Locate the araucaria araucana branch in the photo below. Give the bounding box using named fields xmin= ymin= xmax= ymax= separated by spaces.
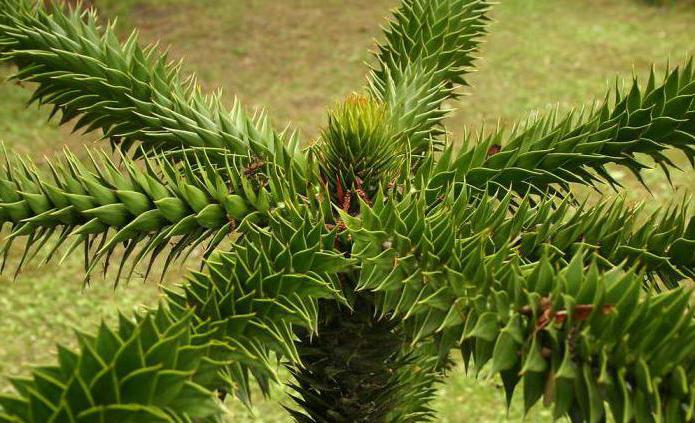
xmin=0 ymin=0 xmax=694 ymax=422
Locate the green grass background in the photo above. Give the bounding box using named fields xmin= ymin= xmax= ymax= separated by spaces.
xmin=1 ymin=0 xmax=694 ymax=421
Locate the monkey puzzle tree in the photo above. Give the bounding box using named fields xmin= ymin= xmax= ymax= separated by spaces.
xmin=0 ymin=0 xmax=694 ymax=421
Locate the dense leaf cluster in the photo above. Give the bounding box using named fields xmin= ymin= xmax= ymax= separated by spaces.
xmin=0 ymin=0 xmax=694 ymax=422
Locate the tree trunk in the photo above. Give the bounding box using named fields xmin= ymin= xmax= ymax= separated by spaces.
xmin=290 ymin=278 xmax=450 ymax=423
xmin=289 ymin=298 xmax=402 ymax=422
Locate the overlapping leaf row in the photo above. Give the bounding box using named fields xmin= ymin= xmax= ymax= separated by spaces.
xmin=0 ymin=0 xmax=306 ymax=176
xmin=432 ymin=62 xmax=695 ymax=194
xmin=166 ymin=206 xmax=352 ymax=404
xmin=472 ymin=256 xmax=695 ymax=423
xmin=344 ymin=187 xmax=695 ymax=415
xmin=514 ymin=197 xmax=695 ymax=289
xmin=346 ymin=186 xmax=694 ymax=300
xmin=368 ymin=0 xmax=492 ymax=156
xmin=346 ymin=193 xmax=695 ymax=421
xmin=0 ymin=207 xmax=350 ymax=422
xmin=0 ymin=307 xmax=231 ymax=423
xmin=342 ymin=189 xmax=520 ymax=342
xmin=0 ymin=148 xmax=284 ymax=279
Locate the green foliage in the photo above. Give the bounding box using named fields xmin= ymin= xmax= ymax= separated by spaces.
xmin=165 ymin=206 xmax=351 ymax=404
xmin=432 ymin=63 xmax=695 ymax=196
xmin=0 ymin=0 xmax=694 ymax=422
xmin=368 ymin=0 xmax=491 ymax=157
xmin=512 ymin=197 xmax=695 ymax=288
xmin=0 ymin=204 xmax=351 ymax=421
xmin=344 ymin=189 xmax=694 ymax=323
xmin=0 ymin=306 xmax=230 ymax=422
xmin=0 ymin=147 xmax=289 ymax=281
xmin=314 ymin=95 xmax=404 ymax=200
xmin=346 ymin=192 xmax=695 ymax=421
xmin=0 ymin=0 xmax=306 ymax=174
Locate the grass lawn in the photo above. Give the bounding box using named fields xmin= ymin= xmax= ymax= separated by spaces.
xmin=1 ymin=0 xmax=694 ymax=421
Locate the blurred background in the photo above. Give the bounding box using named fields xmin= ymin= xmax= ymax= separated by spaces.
xmin=0 ymin=0 xmax=694 ymax=421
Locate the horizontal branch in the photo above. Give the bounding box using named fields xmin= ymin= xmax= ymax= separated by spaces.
xmin=431 ymin=60 xmax=695 ymax=194
xmin=514 ymin=197 xmax=695 ymax=290
xmin=0 ymin=146 xmax=287 ymax=282
xmin=0 ymin=0 xmax=306 ymax=173
xmin=345 ymin=188 xmax=694 ymax=292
